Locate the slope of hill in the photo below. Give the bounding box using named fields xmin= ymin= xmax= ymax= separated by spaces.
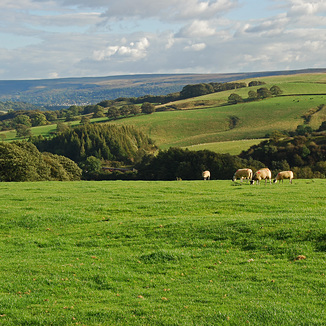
xmin=2 ymin=71 xmax=326 ymax=154
xmin=1 ymin=68 xmax=326 ymax=106
xmin=109 ymin=72 xmax=326 ymax=149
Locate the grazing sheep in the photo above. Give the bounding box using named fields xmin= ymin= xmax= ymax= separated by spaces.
xmin=202 ymin=170 xmax=211 ymax=180
xmin=250 ymin=168 xmax=272 ymax=185
xmin=274 ymin=171 xmax=294 ymax=184
xmin=232 ymin=168 xmax=253 ymax=182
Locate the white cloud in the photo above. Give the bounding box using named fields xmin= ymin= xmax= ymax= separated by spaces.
xmin=243 ymin=14 xmax=289 ymax=36
xmin=93 ymin=37 xmax=150 ymax=61
xmin=184 ymin=43 xmax=207 ymax=51
xmin=287 ymin=0 xmax=326 ymax=16
xmin=48 ymin=0 xmax=239 ymax=21
xmin=178 ymin=20 xmax=216 ymax=38
xmin=48 ymin=72 xmax=59 ymax=78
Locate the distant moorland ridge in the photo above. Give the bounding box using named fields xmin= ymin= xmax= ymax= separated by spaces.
xmin=1 ymin=68 xmax=326 ymax=106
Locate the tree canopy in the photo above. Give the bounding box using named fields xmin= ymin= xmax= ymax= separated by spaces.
xmin=0 ymin=142 xmax=81 ymax=182
xmin=33 ymin=124 xmax=156 ymax=164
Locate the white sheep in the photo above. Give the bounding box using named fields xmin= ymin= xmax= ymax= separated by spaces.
xmin=232 ymin=168 xmax=253 ymax=182
xmin=202 ymin=170 xmax=211 ymax=180
xmin=274 ymin=171 xmax=294 ymax=184
xmin=251 ymin=168 xmax=272 ymax=185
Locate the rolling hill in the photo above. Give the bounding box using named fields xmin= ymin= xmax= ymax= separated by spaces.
xmin=108 ymin=72 xmax=326 ymax=149
xmin=1 ymin=68 xmax=326 ymax=107
xmin=1 ymin=70 xmax=326 ymax=155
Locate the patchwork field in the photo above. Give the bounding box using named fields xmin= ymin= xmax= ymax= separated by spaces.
xmin=0 ymin=180 xmax=325 ymax=325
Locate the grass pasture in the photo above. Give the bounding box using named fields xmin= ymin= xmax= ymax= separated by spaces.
xmin=109 ymin=73 xmax=326 ymax=148
xmin=111 ymin=94 xmax=326 ymax=148
xmin=183 ymin=138 xmax=265 ymax=155
xmin=0 ymin=180 xmax=325 ymax=325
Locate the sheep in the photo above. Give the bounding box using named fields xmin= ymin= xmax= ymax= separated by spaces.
xmin=232 ymin=168 xmax=253 ymax=183
xmin=202 ymin=170 xmax=211 ymax=180
xmin=274 ymin=171 xmax=294 ymax=184
xmin=250 ymin=168 xmax=272 ymax=185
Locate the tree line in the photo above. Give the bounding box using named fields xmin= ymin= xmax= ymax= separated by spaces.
xmin=2 ymin=123 xmax=326 ymax=181
xmin=31 ymin=124 xmax=156 ymax=179
xmin=228 ymin=85 xmax=283 ymax=104
xmin=239 ymin=132 xmax=326 ymax=179
xmin=118 ymin=81 xmax=265 ymax=105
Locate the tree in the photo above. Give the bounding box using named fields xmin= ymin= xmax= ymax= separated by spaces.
xmin=44 ymin=111 xmax=58 ymax=121
xmin=0 ymin=141 xmax=81 ymax=181
xmin=248 ymin=80 xmax=266 ymax=87
xmin=120 ymin=105 xmax=130 ymax=117
xmin=270 ymin=130 xmax=285 ymax=142
xmin=257 ymin=87 xmax=272 ymax=99
xmin=107 ymin=106 xmax=120 ymax=119
xmin=15 ymin=124 xmax=32 ymax=138
xmin=228 ymin=93 xmax=243 ymax=104
xmin=65 ymin=112 xmax=79 ymax=122
xmin=13 ymin=114 xmax=32 ymax=127
xmin=81 ymin=156 xmax=102 ymax=174
xmin=141 ymin=102 xmax=156 ymax=114
xmin=248 ymin=90 xmax=258 ymax=100
xmin=80 ymin=116 xmax=90 ymax=125
xmin=296 ymin=124 xmax=313 ymax=136
xmin=57 ymin=121 xmax=69 ymax=133
xmin=129 ymin=105 xmax=141 ymax=116
xmin=31 ymin=112 xmax=47 ymax=126
xmin=97 ymin=100 xmax=113 ymax=108
xmin=92 ymin=105 xmax=105 ymax=118
xmin=67 ymin=105 xmax=82 ymax=116
xmin=270 ymin=85 xmax=283 ymax=96
xmin=180 ymin=84 xmax=214 ymax=98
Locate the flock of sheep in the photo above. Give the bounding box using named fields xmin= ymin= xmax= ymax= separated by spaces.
xmin=202 ymin=168 xmax=294 ymax=184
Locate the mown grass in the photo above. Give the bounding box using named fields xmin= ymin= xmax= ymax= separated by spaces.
xmin=0 ymin=180 xmax=325 ymax=325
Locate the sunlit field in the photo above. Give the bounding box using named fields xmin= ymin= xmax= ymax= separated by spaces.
xmin=184 ymin=138 xmax=265 ymax=155
xmin=0 ymin=180 xmax=325 ymax=325
xmin=3 ymin=73 xmax=326 ymax=151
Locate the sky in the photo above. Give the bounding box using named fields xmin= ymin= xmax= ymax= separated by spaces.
xmin=0 ymin=0 xmax=326 ymax=80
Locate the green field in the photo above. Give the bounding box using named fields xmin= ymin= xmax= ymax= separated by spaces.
xmin=1 ymin=180 xmax=325 ymax=325
xmin=183 ymin=138 xmax=265 ymax=155
xmin=111 ymin=94 xmax=326 ymax=148
xmin=109 ymin=73 xmax=326 ymax=148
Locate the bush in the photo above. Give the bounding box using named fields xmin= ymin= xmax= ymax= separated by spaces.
xmin=141 ymin=102 xmax=156 ymax=114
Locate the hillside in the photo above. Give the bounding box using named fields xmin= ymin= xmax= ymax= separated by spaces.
xmin=1 ymin=68 xmax=326 ymax=107
xmin=1 ymin=71 xmax=326 ymax=155
xmin=108 ymin=72 xmax=326 ymax=149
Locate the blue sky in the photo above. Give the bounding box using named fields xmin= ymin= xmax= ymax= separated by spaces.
xmin=0 ymin=0 xmax=325 ymax=80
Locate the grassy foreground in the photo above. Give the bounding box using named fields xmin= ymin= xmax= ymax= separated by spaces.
xmin=0 ymin=180 xmax=325 ymax=325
